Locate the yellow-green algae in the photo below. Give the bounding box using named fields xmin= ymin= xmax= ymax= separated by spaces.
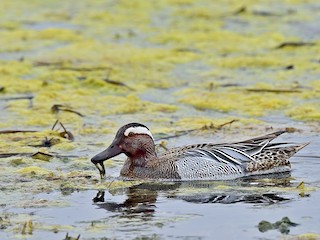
xmin=0 ymin=0 xmax=318 ymax=192
xmin=287 ymin=103 xmax=320 ymax=121
xmin=179 ymin=87 xmax=292 ymax=116
xmin=0 ymin=1 xmax=318 ymax=173
xmin=0 ymin=213 xmax=72 ymax=237
xmin=0 ymin=0 xmax=320 ymax=239
xmin=285 ymin=233 xmax=320 ymax=240
xmin=16 ymin=166 xmax=53 ymax=176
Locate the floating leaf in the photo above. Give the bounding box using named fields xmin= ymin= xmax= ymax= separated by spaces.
xmin=31 ymin=152 xmax=54 ymax=161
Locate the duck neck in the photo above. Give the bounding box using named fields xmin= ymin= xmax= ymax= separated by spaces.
xmin=132 ymin=142 xmax=157 ymax=167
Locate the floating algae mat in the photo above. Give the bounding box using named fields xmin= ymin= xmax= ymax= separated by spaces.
xmin=0 ymin=0 xmax=320 ymax=239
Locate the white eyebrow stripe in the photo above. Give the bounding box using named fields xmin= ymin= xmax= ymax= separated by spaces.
xmin=124 ymin=126 xmax=154 ymax=140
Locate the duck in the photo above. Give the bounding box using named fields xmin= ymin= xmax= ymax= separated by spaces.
xmin=91 ymin=123 xmax=308 ymax=180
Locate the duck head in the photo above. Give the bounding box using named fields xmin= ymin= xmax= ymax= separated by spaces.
xmin=91 ymin=123 xmax=155 ymax=179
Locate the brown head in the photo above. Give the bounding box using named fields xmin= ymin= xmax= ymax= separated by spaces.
xmin=91 ymin=123 xmax=155 ymax=179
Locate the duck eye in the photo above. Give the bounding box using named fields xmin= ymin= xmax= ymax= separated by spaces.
xmin=128 ymin=132 xmax=134 ymax=136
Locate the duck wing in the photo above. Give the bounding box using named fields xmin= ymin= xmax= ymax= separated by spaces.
xmin=166 ymin=130 xmax=286 ymax=160
xmin=174 ymin=147 xmax=246 ymax=180
xmin=214 ymin=130 xmax=287 ymax=156
xmin=164 ymin=131 xmax=296 ymax=180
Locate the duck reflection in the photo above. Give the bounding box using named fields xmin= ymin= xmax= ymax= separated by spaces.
xmin=92 ymin=182 xmax=179 ymax=215
xmin=92 ymin=173 xmax=293 ymax=215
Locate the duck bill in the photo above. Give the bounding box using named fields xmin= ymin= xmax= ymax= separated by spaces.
xmin=91 ymin=143 xmax=122 ymax=179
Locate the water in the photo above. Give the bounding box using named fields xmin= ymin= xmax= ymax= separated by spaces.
xmin=1 ymin=1 xmax=320 ymax=239
xmin=1 ymin=140 xmax=319 ymax=239
xmin=1 ymin=181 xmax=319 ymax=239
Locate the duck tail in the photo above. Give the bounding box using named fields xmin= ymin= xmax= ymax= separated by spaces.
xmin=293 ymin=142 xmax=310 ymax=152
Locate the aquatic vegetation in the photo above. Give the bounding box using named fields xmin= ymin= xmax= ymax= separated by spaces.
xmin=291 ymin=233 xmax=320 ymax=240
xmin=286 ymin=103 xmax=320 ymax=121
xmin=258 ymin=217 xmax=299 ymax=234
xmin=63 ymin=233 xmax=80 ymax=240
xmin=0 ymin=0 xmax=319 ymax=239
xmin=16 ymin=166 xmax=52 ymax=176
xmin=179 ymin=87 xmax=292 ymax=116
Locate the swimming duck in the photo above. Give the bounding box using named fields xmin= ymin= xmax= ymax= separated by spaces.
xmin=91 ymin=123 xmax=308 ymax=180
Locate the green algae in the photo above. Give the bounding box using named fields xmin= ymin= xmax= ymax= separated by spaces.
xmin=178 ymin=81 xmax=320 ymax=119
xmin=0 ymin=0 xmax=318 ymax=181
xmin=287 ymin=103 xmax=320 ymax=121
xmin=0 ymin=212 xmax=73 ymax=238
xmin=16 ymin=166 xmax=53 ymax=176
xmin=289 ymin=233 xmax=320 ymax=240
xmin=258 ymin=217 xmax=299 ymax=234
xmin=0 ymin=0 xmax=320 ymax=239
xmin=0 ymin=0 xmax=319 ymax=128
xmin=179 ymin=87 xmax=292 ymax=116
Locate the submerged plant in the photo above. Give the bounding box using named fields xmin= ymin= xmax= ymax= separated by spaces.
xmin=258 ymin=217 xmax=299 ymax=234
